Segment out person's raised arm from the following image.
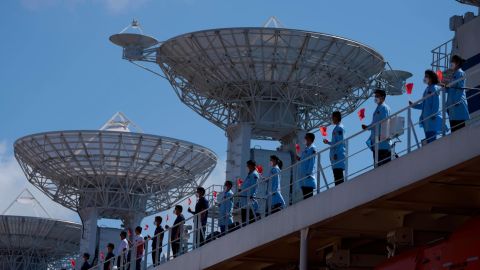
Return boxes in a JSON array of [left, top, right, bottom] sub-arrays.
[[410, 94, 425, 110]]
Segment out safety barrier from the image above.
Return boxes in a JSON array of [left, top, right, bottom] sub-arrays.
[[88, 72, 480, 270]]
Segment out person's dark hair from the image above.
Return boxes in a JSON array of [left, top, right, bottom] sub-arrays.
[[305, 132, 315, 142], [83, 252, 90, 259], [374, 89, 387, 98], [270, 155, 283, 169], [107, 243, 115, 249], [154, 216, 162, 224], [196, 187, 206, 196], [135, 226, 142, 233], [246, 160, 256, 167], [332, 111, 342, 122], [224, 180, 233, 188], [120, 231, 127, 238], [175, 205, 183, 212], [425, 70, 439, 85], [451, 55, 465, 68]]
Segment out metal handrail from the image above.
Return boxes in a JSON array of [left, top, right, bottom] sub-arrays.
[[87, 70, 480, 270]]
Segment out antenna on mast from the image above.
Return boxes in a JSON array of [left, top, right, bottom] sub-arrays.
[[263, 16, 284, 28], [2, 189, 52, 218], [120, 18, 144, 34], [100, 112, 144, 133]]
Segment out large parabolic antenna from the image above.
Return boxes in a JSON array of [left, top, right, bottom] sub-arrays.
[[0, 189, 81, 270], [14, 112, 217, 259], [110, 18, 411, 181]]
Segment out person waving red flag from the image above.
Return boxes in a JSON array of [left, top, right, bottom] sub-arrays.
[[358, 108, 366, 121], [405, 83, 414, 95], [320, 126, 327, 137]]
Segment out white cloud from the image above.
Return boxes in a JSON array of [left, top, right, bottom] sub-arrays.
[[0, 140, 79, 222]]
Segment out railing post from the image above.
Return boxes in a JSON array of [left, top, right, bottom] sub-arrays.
[[194, 215, 199, 249], [210, 214, 214, 243], [143, 239, 148, 270], [374, 126, 379, 167], [155, 232, 160, 267], [316, 153, 321, 194], [407, 107, 412, 153], [267, 177, 272, 216], [442, 88, 447, 137], [166, 228, 171, 261], [130, 242, 136, 270], [344, 139, 349, 182], [179, 224, 184, 256], [319, 164, 329, 190], [292, 163, 297, 205], [246, 198, 250, 225]]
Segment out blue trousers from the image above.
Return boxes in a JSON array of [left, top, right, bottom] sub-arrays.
[[424, 130, 437, 144]]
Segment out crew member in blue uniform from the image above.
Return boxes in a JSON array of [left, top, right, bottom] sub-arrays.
[[410, 70, 443, 144], [218, 180, 234, 234], [238, 160, 260, 224], [266, 155, 285, 214], [446, 55, 469, 132], [297, 133, 317, 199], [362, 89, 392, 167], [323, 111, 346, 186]]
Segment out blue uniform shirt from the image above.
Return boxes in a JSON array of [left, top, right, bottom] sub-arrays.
[[446, 68, 470, 121], [268, 166, 285, 208], [299, 144, 317, 189], [239, 170, 259, 212], [413, 84, 443, 134], [218, 189, 234, 226], [366, 103, 391, 150], [327, 124, 346, 170]]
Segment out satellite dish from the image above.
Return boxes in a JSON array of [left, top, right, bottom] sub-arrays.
[[379, 70, 413, 95], [109, 33, 158, 49], [455, 0, 480, 7], [109, 19, 158, 60]]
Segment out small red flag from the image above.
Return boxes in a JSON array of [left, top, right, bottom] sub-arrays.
[[237, 178, 243, 187], [144, 224, 149, 231], [358, 108, 366, 121], [295, 144, 301, 154], [70, 259, 76, 267], [256, 165, 263, 174], [213, 191, 217, 199], [436, 70, 443, 82], [100, 251, 105, 261], [405, 83, 414, 95], [187, 197, 192, 205], [166, 214, 169, 221], [320, 126, 327, 137]]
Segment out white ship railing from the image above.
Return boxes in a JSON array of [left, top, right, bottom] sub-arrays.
[[431, 39, 453, 71], [87, 72, 480, 270]]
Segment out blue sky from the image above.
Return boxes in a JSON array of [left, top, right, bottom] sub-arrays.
[[0, 0, 476, 227]]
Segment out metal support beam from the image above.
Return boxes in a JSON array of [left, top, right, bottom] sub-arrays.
[[78, 207, 98, 270], [299, 227, 309, 270], [226, 123, 252, 186]]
